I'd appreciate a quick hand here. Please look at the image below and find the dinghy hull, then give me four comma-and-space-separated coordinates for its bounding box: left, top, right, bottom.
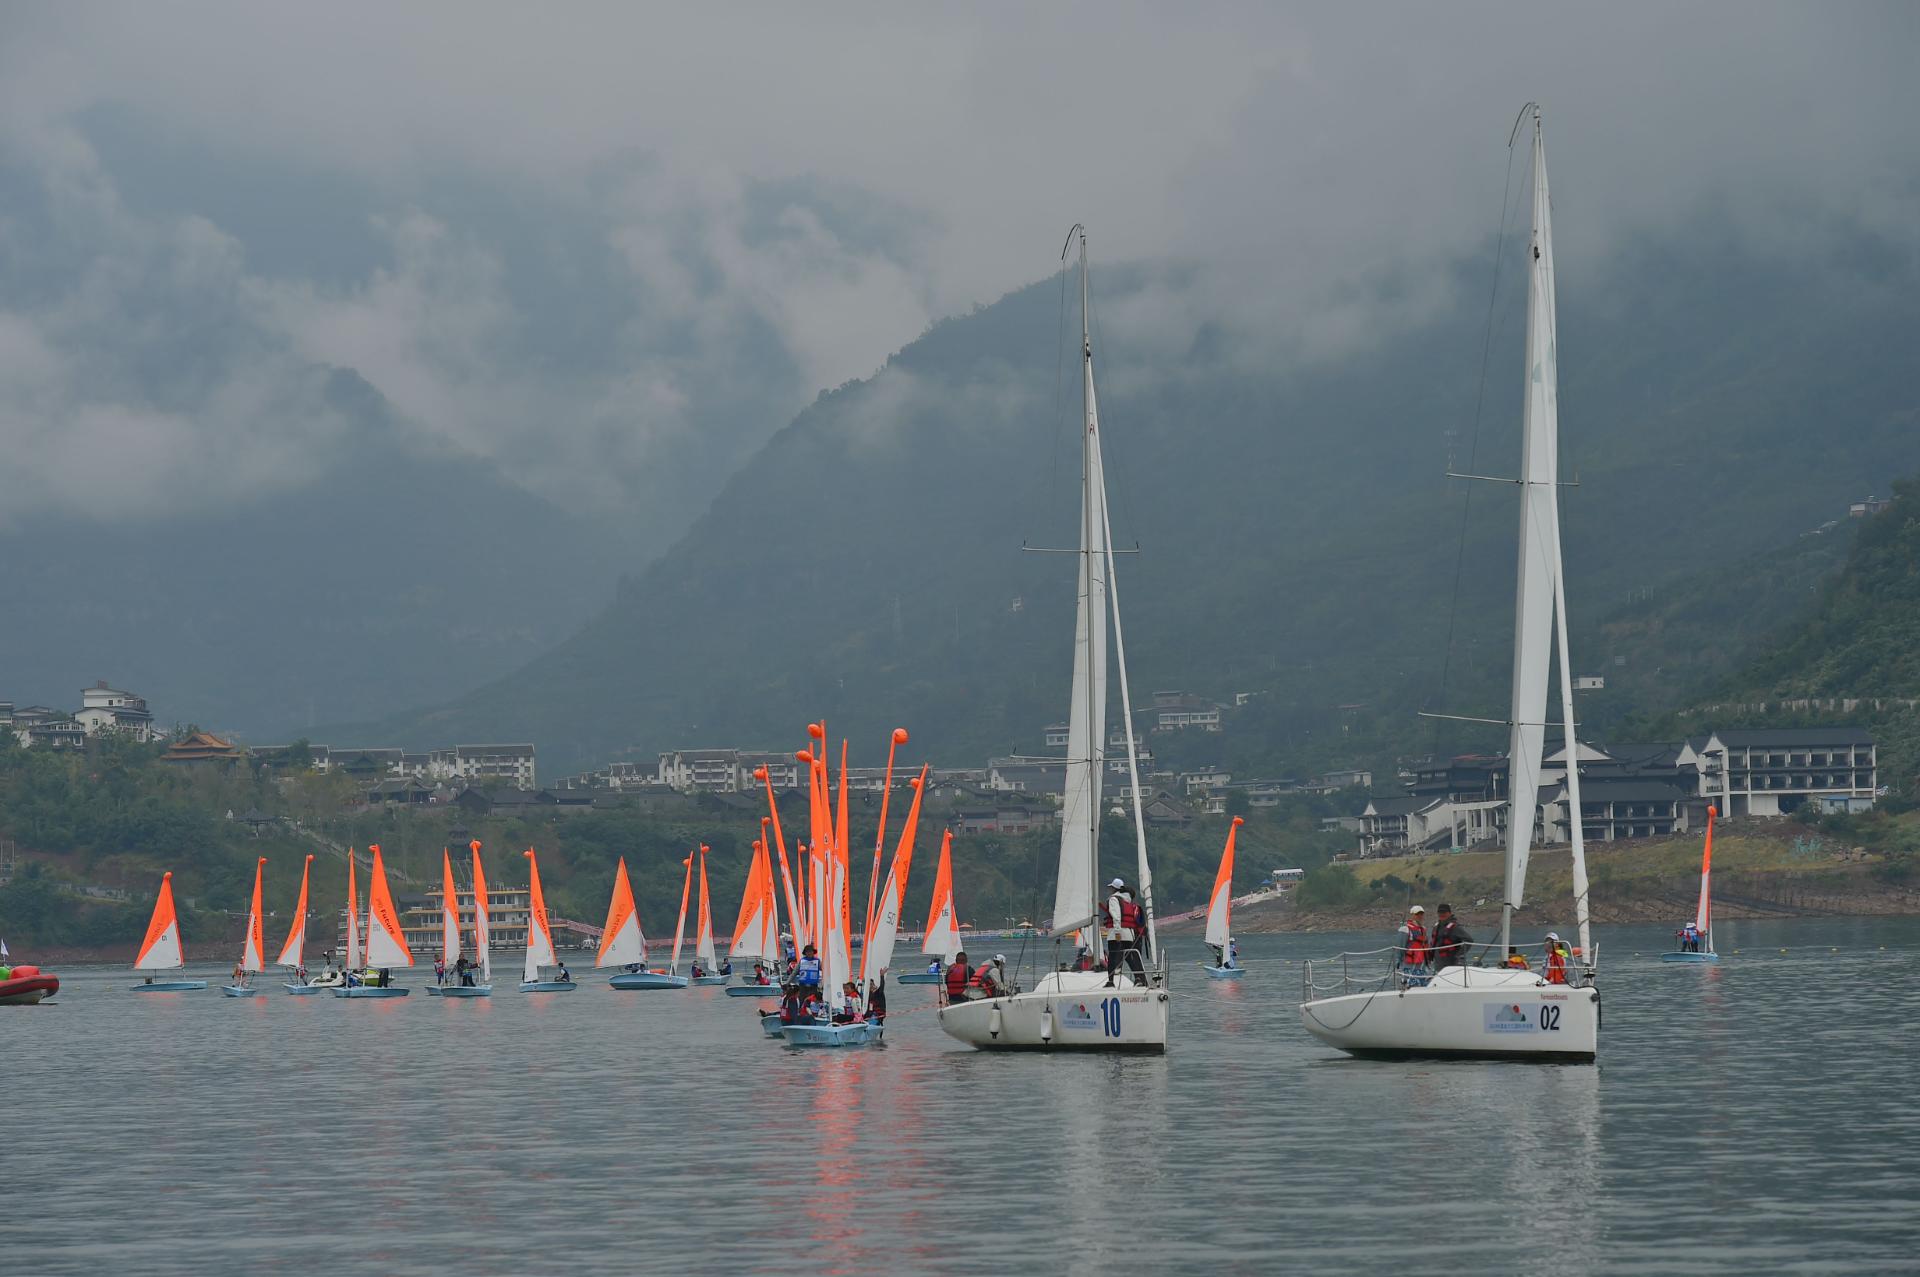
221, 985, 260, 997
1201, 965, 1245, 980
937, 971, 1169, 1053
334, 986, 409, 998
1660, 951, 1720, 964
782, 1021, 884, 1047
896, 972, 941, 985
132, 980, 208, 992
436, 984, 493, 997
691, 975, 732, 986
609, 972, 689, 990
283, 983, 327, 994
1299, 968, 1598, 1061
725, 984, 781, 997
762, 1013, 789, 1037
519, 980, 577, 993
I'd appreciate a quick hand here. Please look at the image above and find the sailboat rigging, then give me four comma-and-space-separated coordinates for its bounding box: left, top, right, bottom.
222, 857, 268, 996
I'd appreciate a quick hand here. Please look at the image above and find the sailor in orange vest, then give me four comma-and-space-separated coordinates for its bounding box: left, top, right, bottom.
942, 950, 973, 1005
1543, 932, 1570, 984
1396, 905, 1431, 985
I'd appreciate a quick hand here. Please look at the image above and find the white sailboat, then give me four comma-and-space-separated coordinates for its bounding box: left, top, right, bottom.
441, 840, 496, 996
520, 847, 576, 992
338, 843, 413, 998
1663, 805, 1721, 963
723, 836, 783, 996
131, 872, 207, 992
691, 847, 730, 985
1200, 819, 1244, 979
222, 857, 269, 996
278, 854, 324, 993
1298, 106, 1599, 1061
939, 226, 1170, 1053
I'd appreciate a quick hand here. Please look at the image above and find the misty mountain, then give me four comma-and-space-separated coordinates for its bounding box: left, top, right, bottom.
352, 215, 1919, 777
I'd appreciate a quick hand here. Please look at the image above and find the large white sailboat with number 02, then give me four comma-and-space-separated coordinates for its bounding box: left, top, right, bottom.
1298, 106, 1598, 1062
938, 226, 1169, 1054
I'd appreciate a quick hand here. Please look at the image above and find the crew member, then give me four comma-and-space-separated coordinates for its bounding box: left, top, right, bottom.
971, 954, 1008, 998
942, 949, 972, 1004
1543, 932, 1570, 984
1104, 878, 1146, 987
1396, 906, 1431, 983
1431, 903, 1473, 969
796, 944, 822, 988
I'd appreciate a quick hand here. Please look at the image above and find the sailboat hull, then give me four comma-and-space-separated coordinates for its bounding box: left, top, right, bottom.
691, 975, 732, 986
937, 972, 1170, 1054
1200, 965, 1245, 980
1299, 970, 1598, 1062
132, 980, 207, 992
1660, 951, 1720, 964
609, 972, 688, 990
896, 972, 942, 985
519, 980, 577, 993
221, 985, 260, 997
725, 984, 780, 997
436, 984, 494, 997
283, 983, 327, 994
782, 1021, 884, 1047
334, 986, 409, 998
762, 1013, 789, 1037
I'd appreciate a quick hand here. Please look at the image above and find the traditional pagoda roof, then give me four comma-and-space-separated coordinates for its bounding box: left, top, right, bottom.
162, 731, 244, 764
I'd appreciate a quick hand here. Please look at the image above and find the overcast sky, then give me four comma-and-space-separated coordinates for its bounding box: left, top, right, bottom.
1, 2, 1913, 530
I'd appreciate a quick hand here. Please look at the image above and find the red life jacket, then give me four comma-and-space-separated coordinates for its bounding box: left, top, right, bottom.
944, 963, 971, 999
1403, 922, 1429, 964
1118, 898, 1144, 937
971, 965, 999, 993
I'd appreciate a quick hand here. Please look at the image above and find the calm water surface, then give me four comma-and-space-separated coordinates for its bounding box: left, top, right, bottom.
4, 916, 1917, 1275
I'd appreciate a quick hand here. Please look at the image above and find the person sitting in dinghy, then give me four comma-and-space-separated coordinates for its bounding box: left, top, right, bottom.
833, 981, 863, 1024
690, 962, 707, 980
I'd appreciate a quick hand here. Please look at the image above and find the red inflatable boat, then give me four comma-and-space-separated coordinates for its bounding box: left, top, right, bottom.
0, 965, 59, 1005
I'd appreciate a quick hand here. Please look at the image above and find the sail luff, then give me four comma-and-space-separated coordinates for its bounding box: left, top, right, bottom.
275, 854, 312, 969
241, 857, 266, 973
136, 872, 185, 971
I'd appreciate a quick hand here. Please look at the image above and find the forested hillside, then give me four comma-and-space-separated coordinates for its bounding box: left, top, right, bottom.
358, 223, 1920, 777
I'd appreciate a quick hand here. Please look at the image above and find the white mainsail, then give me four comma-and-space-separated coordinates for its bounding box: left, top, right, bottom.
1051, 233, 1110, 939
136, 873, 186, 971
695, 848, 718, 970
239, 857, 266, 974
363, 846, 412, 970
440, 849, 462, 968
597, 857, 647, 969
921, 832, 962, 962
523, 849, 558, 983
275, 854, 312, 970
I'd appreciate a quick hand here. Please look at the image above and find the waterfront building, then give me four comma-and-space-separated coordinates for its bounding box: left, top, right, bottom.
75, 682, 158, 741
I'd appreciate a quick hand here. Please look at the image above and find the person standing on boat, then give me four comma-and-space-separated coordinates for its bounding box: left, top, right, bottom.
434, 955, 446, 987
942, 950, 972, 1004
1431, 903, 1472, 970
1543, 933, 1570, 984
1103, 878, 1146, 986
796, 944, 822, 988
865, 975, 888, 1023
1395, 906, 1431, 984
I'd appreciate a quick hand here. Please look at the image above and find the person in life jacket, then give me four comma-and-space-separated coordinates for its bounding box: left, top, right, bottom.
971, 954, 1008, 998
833, 981, 863, 1024
1543, 932, 1570, 984
796, 944, 822, 987
865, 975, 888, 1023
1104, 878, 1147, 987
1396, 906, 1431, 975
942, 950, 972, 1004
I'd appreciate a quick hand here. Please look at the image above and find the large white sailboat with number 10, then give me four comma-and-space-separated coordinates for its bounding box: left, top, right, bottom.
938, 226, 1169, 1053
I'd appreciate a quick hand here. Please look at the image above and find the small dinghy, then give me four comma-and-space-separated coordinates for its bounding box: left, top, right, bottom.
911, 830, 964, 987
598, 856, 676, 989
1200, 819, 1246, 980
438, 840, 496, 996
223, 857, 269, 997
897, 971, 941, 985
761, 1012, 789, 1038
340, 843, 415, 999
276, 854, 325, 993
611, 969, 689, 989
520, 848, 576, 992
1664, 806, 1722, 964
132, 873, 208, 992
689, 848, 732, 985
782, 1020, 884, 1048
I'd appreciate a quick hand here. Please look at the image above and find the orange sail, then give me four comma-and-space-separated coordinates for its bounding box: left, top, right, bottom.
523, 848, 557, 980
669, 848, 695, 972
1695, 805, 1716, 936
862, 765, 929, 981
240, 857, 267, 973
470, 841, 493, 982
364, 843, 414, 967
135, 872, 186, 970
836, 739, 852, 948
598, 856, 646, 968
696, 846, 718, 969
1204, 817, 1241, 950
439, 848, 462, 966
865, 727, 909, 948
275, 854, 313, 969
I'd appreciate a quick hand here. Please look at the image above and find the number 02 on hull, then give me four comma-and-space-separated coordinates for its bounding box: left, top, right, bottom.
1298, 978, 1597, 1062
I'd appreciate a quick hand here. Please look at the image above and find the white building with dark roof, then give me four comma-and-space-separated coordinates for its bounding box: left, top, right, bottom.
74, 682, 157, 741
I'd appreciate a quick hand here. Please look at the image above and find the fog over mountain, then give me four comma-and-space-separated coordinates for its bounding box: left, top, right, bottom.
0, 4, 1914, 740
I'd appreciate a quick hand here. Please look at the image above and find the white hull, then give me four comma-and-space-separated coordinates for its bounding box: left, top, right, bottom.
937, 971, 1168, 1053
1299, 967, 1598, 1061
1200, 965, 1244, 980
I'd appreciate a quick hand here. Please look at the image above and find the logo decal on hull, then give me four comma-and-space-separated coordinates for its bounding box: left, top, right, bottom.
1059, 1002, 1098, 1031
1484, 1001, 1538, 1034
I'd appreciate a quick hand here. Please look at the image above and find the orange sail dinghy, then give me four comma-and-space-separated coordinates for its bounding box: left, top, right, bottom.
132, 872, 208, 992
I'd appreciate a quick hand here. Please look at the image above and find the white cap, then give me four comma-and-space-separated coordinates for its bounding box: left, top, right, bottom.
1545, 932, 1560, 941
994, 953, 1007, 963
1408, 905, 1425, 914
1109, 878, 1126, 889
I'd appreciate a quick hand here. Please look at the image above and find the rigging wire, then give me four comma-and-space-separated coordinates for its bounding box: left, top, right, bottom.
1432, 109, 1533, 753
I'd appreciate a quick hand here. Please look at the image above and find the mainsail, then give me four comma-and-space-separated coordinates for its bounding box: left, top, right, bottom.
668, 849, 694, 975
695, 847, 718, 971
136, 872, 185, 971
439, 848, 462, 968
920, 831, 962, 962
240, 857, 267, 973
861, 766, 929, 982
275, 854, 313, 969
597, 856, 647, 969
523, 848, 557, 982
345, 850, 362, 971
1696, 805, 1716, 940
364, 843, 413, 969
1204, 818, 1240, 951
470, 842, 492, 984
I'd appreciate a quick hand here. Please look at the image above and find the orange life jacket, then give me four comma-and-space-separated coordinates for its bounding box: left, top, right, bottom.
1402, 922, 1429, 965
1545, 946, 1568, 984
944, 963, 972, 999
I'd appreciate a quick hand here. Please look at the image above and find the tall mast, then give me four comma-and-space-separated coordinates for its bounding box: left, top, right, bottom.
1080, 228, 1099, 920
